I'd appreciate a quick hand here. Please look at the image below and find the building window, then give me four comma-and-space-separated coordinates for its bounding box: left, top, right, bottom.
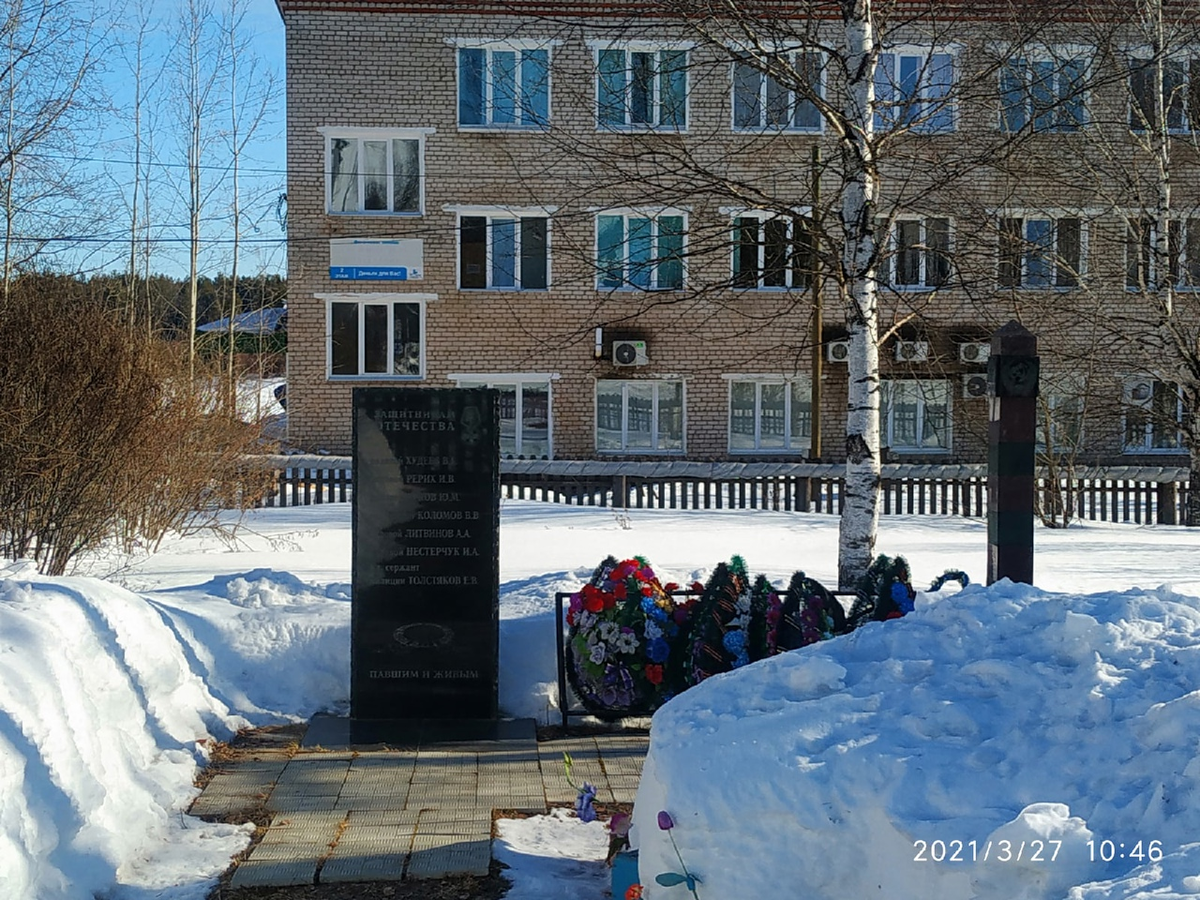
1037, 375, 1086, 453
452, 377, 552, 458
326, 296, 426, 378
1123, 377, 1182, 452
731, 213, 814, 289
325, 129, 426, 215
459, 214, 548, 289
882, 217, 951, 289
596, 45, 688, 130
596, 380, 684, 453
998, 216, 1082, 288
732, 51, 823, 131
1129, 56, 1200, 132
875, 49, 955, 133
728, 379, 811, 453
882, 379, 951, 452
1000, 56, 1087, 132
1126, 217, 1200, 290
597, 212, 685, 290
458, 44, 550, 128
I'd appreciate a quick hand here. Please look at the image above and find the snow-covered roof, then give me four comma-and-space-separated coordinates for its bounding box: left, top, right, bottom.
198, 305, 287, 334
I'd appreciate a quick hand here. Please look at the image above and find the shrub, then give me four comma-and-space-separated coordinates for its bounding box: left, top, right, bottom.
0, 275, 272, 575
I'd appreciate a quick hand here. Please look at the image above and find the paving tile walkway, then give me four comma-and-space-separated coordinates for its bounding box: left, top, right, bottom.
193, 729, 648, 889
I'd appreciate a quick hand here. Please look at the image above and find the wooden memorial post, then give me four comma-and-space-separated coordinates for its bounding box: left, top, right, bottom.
986, 321, 1039, 585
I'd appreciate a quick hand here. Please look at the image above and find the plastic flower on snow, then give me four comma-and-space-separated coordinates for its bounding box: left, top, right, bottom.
657, 810, 674, 830
625, 885, 643, 900
575, 781, 598, 823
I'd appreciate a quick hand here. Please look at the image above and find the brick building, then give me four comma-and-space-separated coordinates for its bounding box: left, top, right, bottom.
275, 0, 1195, 467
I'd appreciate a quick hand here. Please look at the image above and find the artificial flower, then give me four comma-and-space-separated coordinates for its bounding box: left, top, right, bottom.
625, 885, 643, 900
645, 664, 664, 685
575, 782, 597, 823
657, 810, 675, 830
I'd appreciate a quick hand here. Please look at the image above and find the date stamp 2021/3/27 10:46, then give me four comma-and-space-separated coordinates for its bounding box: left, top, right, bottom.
912, 839, 1165, 864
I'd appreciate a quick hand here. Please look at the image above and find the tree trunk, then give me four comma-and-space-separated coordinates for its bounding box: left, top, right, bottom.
837, 0, 882, 589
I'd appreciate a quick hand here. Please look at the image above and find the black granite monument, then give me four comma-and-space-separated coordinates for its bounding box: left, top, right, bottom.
350, 387, 499, 720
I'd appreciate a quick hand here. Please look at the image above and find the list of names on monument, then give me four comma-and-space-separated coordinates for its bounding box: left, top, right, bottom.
351, 387, 498, 720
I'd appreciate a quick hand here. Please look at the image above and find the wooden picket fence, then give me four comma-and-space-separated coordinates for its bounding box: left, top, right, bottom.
247, 457, 1191, 525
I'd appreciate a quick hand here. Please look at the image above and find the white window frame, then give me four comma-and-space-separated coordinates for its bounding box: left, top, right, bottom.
724, 375, 812, 454
881, 379, 953, 454
321, 127, 433, 216
595, 379, 686, 454
590, 40, 693, 132
448, 373, 556, 459
594, 207, 688, 291
447, 204, 555, 291
1121, 375, 1183, 453
1037, 373, 1086, 453
882, 216, 953, 290
730, 48, 825, 133
996, 211, 1088, 289
724, 207, 813, 290
1127, 49, 1200, 134
320, 292, 434, 380
998, 48, 1090, 133
1125, 215, 1200, 292
874, 45, 959, 134
450, 38, 556, 131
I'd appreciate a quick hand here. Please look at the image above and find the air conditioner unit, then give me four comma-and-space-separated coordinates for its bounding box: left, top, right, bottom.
962, 373, 988, 399
958, 342, 990, 364
1123, 378, 1154, 407
826, 340, 850, 363
895, 340, 930, 363
612, 339, 648, 366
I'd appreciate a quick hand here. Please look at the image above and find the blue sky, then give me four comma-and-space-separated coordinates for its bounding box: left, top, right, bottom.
78, 0, 289, 279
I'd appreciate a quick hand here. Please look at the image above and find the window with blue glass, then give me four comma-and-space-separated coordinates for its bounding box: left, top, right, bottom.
458, 45, 549, 128
998, 216, 1082, 288
874, 50, 955, 133
1129, 56, 1200, 132
1000, 57, 1086, 132
597, 47, 687, 130
597, 213, 685, 289
459, 215, 548, 290
733, 51, 823, 131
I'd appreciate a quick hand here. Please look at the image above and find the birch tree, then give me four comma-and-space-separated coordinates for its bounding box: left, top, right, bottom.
836, 0, 882, 587
173, 0, 227, 380
219, 0, 278, 410
0, 0, 110, 300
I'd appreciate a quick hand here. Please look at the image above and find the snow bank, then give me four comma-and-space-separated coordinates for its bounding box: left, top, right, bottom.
633, 581, 1200, 900
0, 565, 253, 900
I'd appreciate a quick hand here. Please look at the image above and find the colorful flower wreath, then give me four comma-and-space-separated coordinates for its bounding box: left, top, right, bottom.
774, 570, 845, 651
687, 557, 775, 685
566, 555, 682, 718
856, 553, 916, 621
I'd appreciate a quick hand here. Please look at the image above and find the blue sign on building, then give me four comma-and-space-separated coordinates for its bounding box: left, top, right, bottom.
329, 266, 415, 281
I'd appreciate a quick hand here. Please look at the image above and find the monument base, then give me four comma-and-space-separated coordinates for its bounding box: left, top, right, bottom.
302, 714, 537, 750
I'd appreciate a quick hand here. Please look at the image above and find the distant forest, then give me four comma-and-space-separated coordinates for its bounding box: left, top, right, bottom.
11, 271, 287, 339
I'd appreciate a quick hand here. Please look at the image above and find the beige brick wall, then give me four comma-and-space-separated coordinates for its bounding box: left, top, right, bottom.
281, 7, 1193, 463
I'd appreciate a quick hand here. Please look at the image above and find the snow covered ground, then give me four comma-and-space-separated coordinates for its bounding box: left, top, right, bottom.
3, 501, 1200, 898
